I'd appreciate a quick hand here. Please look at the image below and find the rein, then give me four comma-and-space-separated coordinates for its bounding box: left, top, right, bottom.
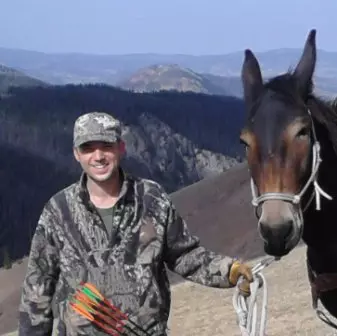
232, 256, 278, 336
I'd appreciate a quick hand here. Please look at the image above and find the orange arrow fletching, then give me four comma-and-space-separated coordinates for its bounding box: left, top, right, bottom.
70, 302, 94, 321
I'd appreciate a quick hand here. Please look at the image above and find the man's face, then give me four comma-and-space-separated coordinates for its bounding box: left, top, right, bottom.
74, 140, 125, 182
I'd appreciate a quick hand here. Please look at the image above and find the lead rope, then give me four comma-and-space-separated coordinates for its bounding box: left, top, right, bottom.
232, 256, 279, 336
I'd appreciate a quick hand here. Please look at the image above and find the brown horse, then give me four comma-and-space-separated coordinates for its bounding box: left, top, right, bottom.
240, 29, 337, 328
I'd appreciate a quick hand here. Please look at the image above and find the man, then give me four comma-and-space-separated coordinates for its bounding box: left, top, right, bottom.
19, 111, 254, 336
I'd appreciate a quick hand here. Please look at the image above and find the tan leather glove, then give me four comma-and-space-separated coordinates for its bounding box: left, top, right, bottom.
229, 260, 254, 296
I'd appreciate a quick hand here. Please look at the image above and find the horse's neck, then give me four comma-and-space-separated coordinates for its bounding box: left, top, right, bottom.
301, 102, 337, 272
303, 153, 337, 273
303, 126, 337, 252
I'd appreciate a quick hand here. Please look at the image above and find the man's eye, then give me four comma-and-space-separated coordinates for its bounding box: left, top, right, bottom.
104, 144, 115, 149
79, 145, 91, 152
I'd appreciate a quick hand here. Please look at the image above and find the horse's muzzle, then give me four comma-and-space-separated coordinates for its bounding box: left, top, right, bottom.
258, 199, 303, 256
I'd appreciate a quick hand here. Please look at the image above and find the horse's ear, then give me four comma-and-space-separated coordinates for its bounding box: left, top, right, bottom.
293, 29, 317, 97
241, 49, 264, 109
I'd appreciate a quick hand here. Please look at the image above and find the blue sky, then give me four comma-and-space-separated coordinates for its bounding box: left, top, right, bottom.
1, 0, 336, 55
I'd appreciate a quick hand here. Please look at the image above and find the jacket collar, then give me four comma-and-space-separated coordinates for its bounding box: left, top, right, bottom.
76, 166, 135, 210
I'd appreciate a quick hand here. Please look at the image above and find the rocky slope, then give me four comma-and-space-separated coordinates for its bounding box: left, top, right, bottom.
117, 63, 243, 97
2, 163, 336, 336
122, 113, 238, 187
0, 84, 245, 266
0, 161, 258, 335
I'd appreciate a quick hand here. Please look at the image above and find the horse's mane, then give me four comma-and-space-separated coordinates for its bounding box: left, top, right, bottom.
264, 70, 337, 155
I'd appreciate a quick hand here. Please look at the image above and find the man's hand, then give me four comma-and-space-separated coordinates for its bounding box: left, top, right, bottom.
229, 260, 254, 296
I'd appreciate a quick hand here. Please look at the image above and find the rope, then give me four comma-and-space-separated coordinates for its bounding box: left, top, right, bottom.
232, 256, 279, 336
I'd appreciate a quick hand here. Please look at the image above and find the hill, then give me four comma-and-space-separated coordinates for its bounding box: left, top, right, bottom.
3, 250, 336, 335
1, 47, 337, 87
1, 163, 336, 335
0, 143, 77, 266
1, 47, 336, 99
169, 244, 337, 336
171, 162, 263, 260
0, 83, 244, 267
117, 64, 243, 97
0, 161, 259, 335
118, 63, 337, 99
0, 64, 46, 94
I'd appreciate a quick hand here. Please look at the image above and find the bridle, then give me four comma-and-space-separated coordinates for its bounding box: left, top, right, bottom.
249, 108, 333, 219
247, 108, 337, 331
246, 107, 337, 331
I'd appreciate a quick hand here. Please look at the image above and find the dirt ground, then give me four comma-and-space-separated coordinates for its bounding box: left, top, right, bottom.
2, 164, 337, 335
168, 245, 337, 336
2, 246, 337, 335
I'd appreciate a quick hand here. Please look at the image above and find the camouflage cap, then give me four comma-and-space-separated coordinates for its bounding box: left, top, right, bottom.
73, 112, 122, 147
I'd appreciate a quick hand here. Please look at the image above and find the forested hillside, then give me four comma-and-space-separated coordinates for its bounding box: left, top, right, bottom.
0, 64, 46, 94
0, 84, 245, 266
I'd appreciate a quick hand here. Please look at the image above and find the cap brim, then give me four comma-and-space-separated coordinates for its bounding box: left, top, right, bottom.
74, 134, 120, 147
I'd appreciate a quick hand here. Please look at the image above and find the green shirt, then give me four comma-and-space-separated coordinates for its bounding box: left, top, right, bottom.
95, 206, 115, 239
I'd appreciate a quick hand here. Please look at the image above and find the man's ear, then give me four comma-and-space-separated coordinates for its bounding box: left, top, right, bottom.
119, 140, 126, 155
73, 147, 80, 162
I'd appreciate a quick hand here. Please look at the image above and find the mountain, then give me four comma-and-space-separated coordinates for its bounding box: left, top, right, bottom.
1, 250, 334, 335
169, 244, 335, 336
0, 46, 336, 335
117, 63, 337, 98
1, 47, 337, 86
0, 83, 245, 267
171, 162, 263, 260
0, 47, 336, 98
0, 83, 248, 334
0, 161, 261, 335
0, 64, 46, 94
312, 76, 337, 97
117, 64, 243, 97
1, 162, 329, 336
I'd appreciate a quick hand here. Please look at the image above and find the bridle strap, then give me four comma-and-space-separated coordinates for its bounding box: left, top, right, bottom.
250, 108, 333, 215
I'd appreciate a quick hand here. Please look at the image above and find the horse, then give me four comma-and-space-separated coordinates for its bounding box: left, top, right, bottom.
239, 28, 337, 327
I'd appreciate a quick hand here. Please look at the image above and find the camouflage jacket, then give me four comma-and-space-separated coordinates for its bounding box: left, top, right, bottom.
18, 170, 235, 336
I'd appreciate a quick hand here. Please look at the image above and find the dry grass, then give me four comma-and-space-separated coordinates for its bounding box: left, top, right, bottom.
169, 245, 337, 336
3, 246, 337, 336
3, 165, 337, 335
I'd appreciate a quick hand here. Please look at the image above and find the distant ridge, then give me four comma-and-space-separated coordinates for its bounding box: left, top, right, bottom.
117, 63, 243, 97
1, 46, 337, 92
0, 64, 46, 94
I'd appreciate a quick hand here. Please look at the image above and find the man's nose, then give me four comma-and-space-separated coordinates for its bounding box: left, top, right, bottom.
93, 149, 104, 160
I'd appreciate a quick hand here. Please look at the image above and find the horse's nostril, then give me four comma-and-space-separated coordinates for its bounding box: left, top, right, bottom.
259, 219, 294, 241
284, 220, 294, 239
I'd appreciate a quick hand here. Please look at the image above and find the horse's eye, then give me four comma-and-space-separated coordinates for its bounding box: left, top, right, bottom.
240, 138, 249, 148
296, 127, 310, 139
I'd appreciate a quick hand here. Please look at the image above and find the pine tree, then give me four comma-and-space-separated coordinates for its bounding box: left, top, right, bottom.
3, 246, 12, 269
